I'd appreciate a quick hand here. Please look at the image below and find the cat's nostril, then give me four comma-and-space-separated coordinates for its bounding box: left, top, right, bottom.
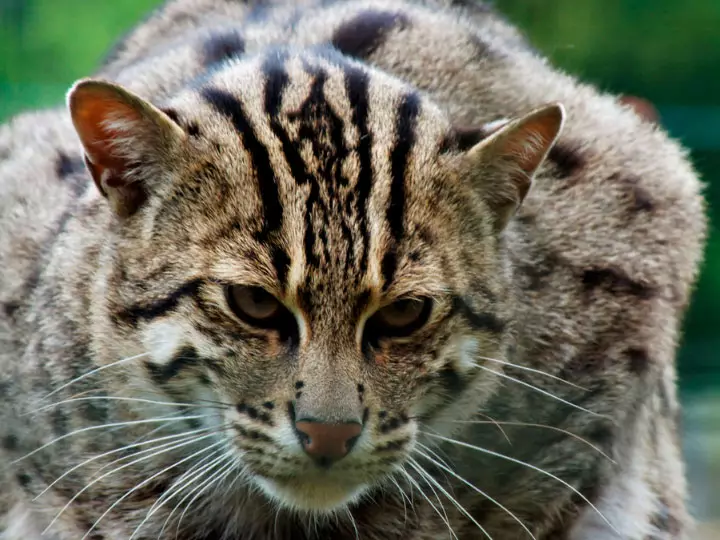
294, 420, 362, 466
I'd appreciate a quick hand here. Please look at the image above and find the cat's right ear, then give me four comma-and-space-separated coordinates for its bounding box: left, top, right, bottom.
67, 78, 185, 217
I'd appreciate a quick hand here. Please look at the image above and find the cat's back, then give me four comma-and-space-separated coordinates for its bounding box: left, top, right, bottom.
0, 109, 83, 327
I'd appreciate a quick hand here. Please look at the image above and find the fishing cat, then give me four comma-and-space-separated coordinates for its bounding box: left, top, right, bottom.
0, 0, 706, 538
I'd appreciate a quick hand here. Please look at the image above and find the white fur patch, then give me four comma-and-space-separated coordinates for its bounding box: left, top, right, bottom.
141, 319, 188, 367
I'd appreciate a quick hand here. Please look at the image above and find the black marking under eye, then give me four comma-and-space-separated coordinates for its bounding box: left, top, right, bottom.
451, 296, 505, 333
200, 87, 283, 243
331, 10, 410, 59
202, 30, 246, 66
382, 92, 421, 290
114, 279, 203, 326
144, 346, 202, 384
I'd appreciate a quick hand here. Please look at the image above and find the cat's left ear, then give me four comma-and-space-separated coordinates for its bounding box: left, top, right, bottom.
465, 103, 565, 231
67, 78, 185, 217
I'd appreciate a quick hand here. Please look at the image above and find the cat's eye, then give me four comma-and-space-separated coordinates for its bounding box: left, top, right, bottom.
366, 297, 433, 339
227, 285, 280, 320
225, 285, 299, 343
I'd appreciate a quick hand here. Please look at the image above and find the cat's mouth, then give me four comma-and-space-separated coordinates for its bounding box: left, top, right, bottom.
253, 473, 368, 512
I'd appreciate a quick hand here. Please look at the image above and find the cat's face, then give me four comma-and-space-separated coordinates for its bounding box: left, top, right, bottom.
69, 53, 562, 513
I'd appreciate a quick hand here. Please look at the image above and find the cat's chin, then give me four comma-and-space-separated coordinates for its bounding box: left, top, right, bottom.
253, 475, 367, 513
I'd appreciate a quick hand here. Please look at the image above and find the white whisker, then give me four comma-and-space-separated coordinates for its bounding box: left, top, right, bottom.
12, 414, 212, 464
42, 352, 150, 401
424, 432, 620, 536
29, 396, 229, 416
406, 460, 456, 539
474, 364, 606, 418
174, 454, 237, 538
414, 445, 534, 539
450, 420, 615, 463
129, 451, 229, 540
34, 425, 218, 500
388, 475, 410, 525
345, 507, 360, 540
407, 459, 494, 540
475, 355, 586, 390
79, 439, 227, 540
44, 433, 221, 535
400, 468, 458, 540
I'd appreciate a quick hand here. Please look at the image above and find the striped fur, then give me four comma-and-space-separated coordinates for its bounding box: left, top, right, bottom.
0, 1, 706, 539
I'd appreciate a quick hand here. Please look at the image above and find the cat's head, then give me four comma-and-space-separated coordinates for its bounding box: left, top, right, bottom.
67, 50, 563, 514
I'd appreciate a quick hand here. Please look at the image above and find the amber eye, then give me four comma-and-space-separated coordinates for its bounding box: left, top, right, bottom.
226, 285, 282, 322
366, 297, 433, 339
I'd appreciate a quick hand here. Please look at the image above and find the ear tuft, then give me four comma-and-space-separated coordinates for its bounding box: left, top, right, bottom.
466, 103, 565, 231
67, 79, 184, 217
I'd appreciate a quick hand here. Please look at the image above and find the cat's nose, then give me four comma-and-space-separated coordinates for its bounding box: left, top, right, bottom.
294, 420, 362, 466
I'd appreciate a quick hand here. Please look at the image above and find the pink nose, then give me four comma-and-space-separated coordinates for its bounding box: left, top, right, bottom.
294, 421, 362, 466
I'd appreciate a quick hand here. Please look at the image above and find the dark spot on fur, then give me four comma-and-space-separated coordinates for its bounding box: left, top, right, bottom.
160, 107, 181, 124
295, 381, 304, 389
187, 122, 201, 137
548, 142, 586, 179
262, 401, 275, 410
295, 391, 302, 399
626, 347, 651, 374
611, 173, 655, 213
650, 498, 682, 535
202, 30, 246, 66
357, 383, 365, 394
55, 152, 87, 196
81, 401, 108, 423
51, 408, 69, 437
378, 410, 387, 419
246, 406, 258, 419
55, 151, 84, 177
587, 423, 614, 447
437, 365, 469, 396
439, 124, 488, 153
518, 253, 560, 291
2, 434, 19, 451
3, 301, 20, 318
15, 471, 32, 487
581, 267, 655, 300
452, 296, 505, 333
331, 10, 410, 59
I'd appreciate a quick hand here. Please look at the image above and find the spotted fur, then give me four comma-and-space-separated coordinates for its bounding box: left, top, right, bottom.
0, 1, 706, 539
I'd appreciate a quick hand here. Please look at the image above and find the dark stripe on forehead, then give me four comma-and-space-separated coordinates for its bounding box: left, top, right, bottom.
382, 92, 421, 290
262, 58, 321, 270
200, 87, 283, 243
345, 66, 373, 277
114, 279, 203, 326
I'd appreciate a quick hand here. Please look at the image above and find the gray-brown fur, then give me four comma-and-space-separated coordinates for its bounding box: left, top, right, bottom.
0, 1, 706, 539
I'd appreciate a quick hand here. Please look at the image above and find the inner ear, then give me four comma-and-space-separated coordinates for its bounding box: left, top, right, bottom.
466, 103, 565, 231
67, 78, 184, 217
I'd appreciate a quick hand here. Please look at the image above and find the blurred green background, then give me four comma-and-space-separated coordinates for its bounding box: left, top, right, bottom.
1, 0, 718, 534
